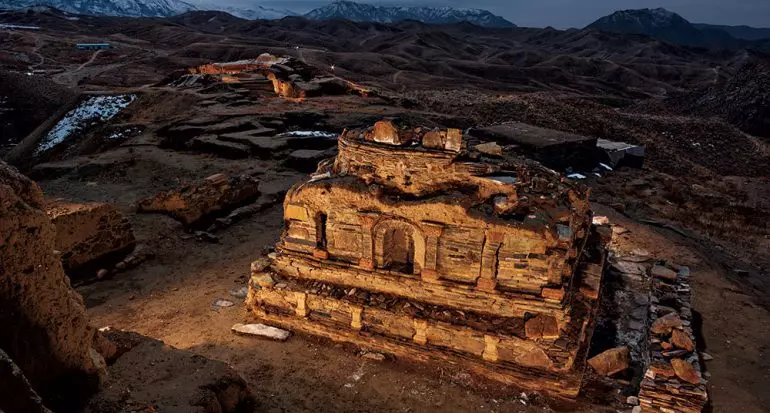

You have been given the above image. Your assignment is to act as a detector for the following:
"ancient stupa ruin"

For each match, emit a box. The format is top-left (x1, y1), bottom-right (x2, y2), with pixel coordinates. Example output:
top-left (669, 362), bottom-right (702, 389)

top-left (247, 120), bottom-right (609, 397)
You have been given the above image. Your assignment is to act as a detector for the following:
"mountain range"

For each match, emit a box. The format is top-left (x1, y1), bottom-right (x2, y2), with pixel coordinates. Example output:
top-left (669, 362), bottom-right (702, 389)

top-left (0, 0), bottom-right (294, 19)
top-left (0, 0), bottom-right (514, 27)
top-left (304, 1), bottom-right (515, 28)
top-left (1, 0), bottom-right (769, 46)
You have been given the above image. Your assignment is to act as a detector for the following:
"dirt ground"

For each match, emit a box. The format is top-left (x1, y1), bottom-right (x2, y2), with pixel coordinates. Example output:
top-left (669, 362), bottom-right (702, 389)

top-left (37, 157), bottom-right (767, 413)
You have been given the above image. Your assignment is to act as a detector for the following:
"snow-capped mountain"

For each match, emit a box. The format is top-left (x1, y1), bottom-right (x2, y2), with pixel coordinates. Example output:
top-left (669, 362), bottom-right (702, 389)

top-left (305, 1), bottom-right (515, 28)
top-left (0, 0), bottom-right (295, 19)
top-left (586, 8), bottom-right (725, 48)
top-left (201, 4), bottom-right (295, 20)
top-left (0, 0), bottom-right (195, 17)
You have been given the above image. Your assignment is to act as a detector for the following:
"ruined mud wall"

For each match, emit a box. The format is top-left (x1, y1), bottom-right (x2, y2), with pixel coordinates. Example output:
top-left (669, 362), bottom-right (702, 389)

top-left (0, 161), bottom-right (99, 409)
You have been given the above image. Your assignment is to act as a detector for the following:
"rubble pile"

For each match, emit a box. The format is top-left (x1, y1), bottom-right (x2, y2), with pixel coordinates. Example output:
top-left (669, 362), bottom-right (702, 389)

top-left (246, 120), bottom-right (610, 397)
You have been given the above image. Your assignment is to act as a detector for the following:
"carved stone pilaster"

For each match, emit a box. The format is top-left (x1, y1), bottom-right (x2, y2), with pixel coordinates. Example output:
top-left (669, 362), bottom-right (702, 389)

top-left (358, 212), bottom-right (379, 269)
top-left (477, 230), bottom-right (504, 291)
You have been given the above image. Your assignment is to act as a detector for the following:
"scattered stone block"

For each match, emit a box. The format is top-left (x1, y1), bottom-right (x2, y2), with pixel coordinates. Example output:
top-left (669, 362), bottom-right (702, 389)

top-left (138, 174), bottom-right (260, 225)
top-left (588, 347), bottom-right (629, 376)
top-left (231, 323), bottom-right (290, 341)
top-left (45, 199), bottom-right (135, 271)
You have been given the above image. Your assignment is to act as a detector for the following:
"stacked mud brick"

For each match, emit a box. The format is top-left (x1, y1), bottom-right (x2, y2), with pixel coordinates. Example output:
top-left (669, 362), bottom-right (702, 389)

top-left (247, 120), bottom-right (609, 397)
top-left (638, 265), bottom-right (708, 412)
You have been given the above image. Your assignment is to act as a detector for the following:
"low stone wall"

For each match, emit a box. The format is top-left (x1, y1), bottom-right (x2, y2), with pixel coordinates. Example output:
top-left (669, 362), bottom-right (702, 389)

top-left (638, 265), bottom-right (707, 412)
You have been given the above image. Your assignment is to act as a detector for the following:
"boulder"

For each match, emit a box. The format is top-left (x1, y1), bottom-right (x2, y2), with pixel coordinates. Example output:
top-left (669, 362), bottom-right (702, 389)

top-left (588, 346), bottom-right (630, 376)
top-left (87, 339), bottom-right (254, 413)
top-left (0, 161), bottom-right (99, 409)
top-left (137, 173), bottom-right (260, 225)
top-left (46, 199), bottom-right (135, 271)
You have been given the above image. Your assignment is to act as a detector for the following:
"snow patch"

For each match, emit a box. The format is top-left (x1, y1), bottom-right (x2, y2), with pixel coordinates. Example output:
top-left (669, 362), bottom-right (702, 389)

top-left (36, 94), bottom-right (136, 154)
top-left (0, 23), bottom-right (40, 30)
top-left (279, 130), bottom-right (338, 139)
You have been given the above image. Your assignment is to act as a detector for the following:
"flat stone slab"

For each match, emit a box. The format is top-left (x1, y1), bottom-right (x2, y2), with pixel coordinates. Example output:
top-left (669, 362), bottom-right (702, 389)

top-left (231, 323), bottom-right (290, 341)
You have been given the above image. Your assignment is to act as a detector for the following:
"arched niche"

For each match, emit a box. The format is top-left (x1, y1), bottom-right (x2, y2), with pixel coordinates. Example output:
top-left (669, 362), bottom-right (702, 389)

top-left (373, 219), bottom-right (426, 275)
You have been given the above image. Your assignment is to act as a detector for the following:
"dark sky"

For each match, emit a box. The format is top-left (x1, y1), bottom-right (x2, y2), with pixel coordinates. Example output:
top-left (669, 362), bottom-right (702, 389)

top-left (210, 0), bottom-right (770, 28)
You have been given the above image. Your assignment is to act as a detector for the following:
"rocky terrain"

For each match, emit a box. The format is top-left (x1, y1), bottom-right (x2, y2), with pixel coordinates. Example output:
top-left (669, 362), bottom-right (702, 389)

top-left (0, 6), bottom-right (769, 413)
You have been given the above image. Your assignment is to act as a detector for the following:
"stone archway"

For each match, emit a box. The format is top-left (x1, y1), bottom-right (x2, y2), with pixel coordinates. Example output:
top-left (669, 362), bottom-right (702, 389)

top-left (373, 219), bottom-right (425, 275)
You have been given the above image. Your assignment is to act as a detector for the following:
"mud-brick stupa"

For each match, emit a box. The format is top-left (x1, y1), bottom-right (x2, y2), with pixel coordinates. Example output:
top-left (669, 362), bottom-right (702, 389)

top-left (247, 120), bottom-right (609, 397)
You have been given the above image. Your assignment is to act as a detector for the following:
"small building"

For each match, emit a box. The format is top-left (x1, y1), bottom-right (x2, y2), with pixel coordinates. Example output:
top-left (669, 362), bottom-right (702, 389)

top-left (75, 43), bottom-right (111, 50)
